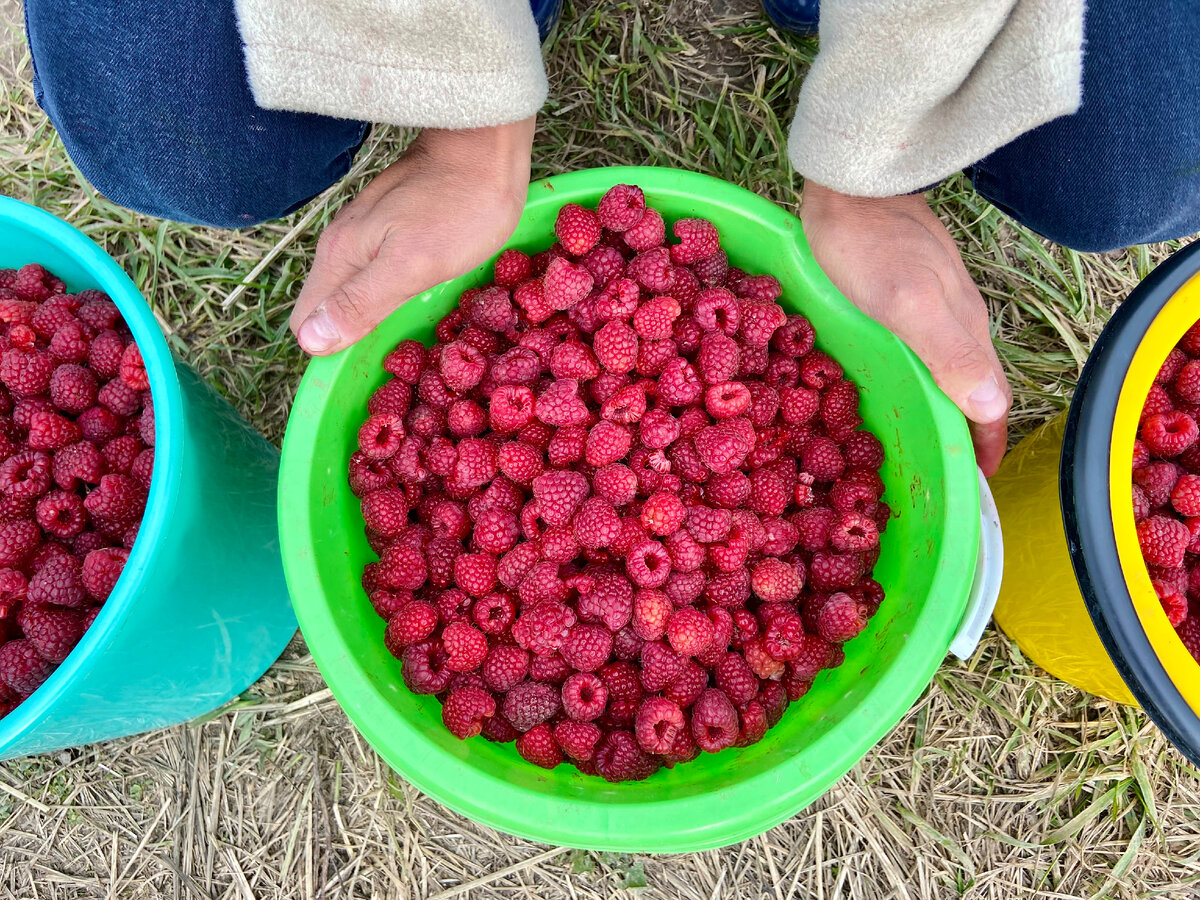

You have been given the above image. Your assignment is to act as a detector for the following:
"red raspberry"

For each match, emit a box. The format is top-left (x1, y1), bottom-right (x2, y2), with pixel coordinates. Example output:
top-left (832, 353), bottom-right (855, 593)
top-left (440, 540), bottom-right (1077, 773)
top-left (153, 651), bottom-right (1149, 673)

top-left (690, 689), bottom-right (738, 753)
top-left (1153, 579), bottom-right (1188, 627)
top-left (631, 588), bottom-right (672, 641)
top-left (47, 365), bottom-right (99, 415)
top-left (844, 431), bottom-right (885, 470)
top-left (1169, 473), bottom-right (1200, 517)
top-left (402, 641), bottom-right (454, 694)
top-left (640, 492), bottom-right (686, 537)
top-left (554, 203), bottom-right (602, 256)
top-left (83, 473), bottom-right (145, 522)
top-left (554, 720), bottom-right (603, 760)
top-left (573, 497), bottom-right (621, 549)
top-left (513, 601), bottom-right (576, 657)
top-left (595, 278), bottom-right (640, 323)
top-left (1158, 348), bottom-right (1189, 384)
top-left (449, 552), bottom-right (495, 597)
top-left (583, 246), bottom-right (626, 286)
top-left (0, 450), bottom-right (52, 499)
top-left (631, 296), bottom-right (680, 341)
top-left (87, 331), bottom-right (126, 380)
top-left (0, 348), bottom-right (53, 398)
top-left (706, 471), bottom-right (751, 509)
top-left (27, 410), bottom-right (81, 452)
top-left (1176, 359), bottom-right (1200, 404)
top-left (447, 399), bottom-right (487, 437)
top-left (638, 408), bottom-right (680, 450)
top-left (469, 590), bottom-right (514, 634)
top-left (702, 381), bottom-right (751, 420)
top-left (493, 249), bottom-right (533, 287)
top-left (1135, 462), bottom-right (1181, 507)
top-left (19, 604), bottom-right (84, 664)
top-left (637, 639), bottom-right (682, 692)
top-left (34, 491), bottom-right (86, 540)
top-left (383, 602), bottom-right (438, 656)
top-left (1141, 410), bottom-right (1199, 458)
top-left (81, 547), bottom-right (129, 602)
top-left (359, 488), bottom-right (408, 537)
top-left (438, 341), bottom-right (485, 393)
top-left (542, 257), bottom-right (594, 311)
top-left (697, 331), bottom-right (740, 385)
top-left (595, 730), bottom-right (660, 782)
top-left (561, 671), bottom-right (608, 721)
top-left (11, 264), bottom-right (59, 301)
top-left (584, 421), bottom-right (632, 467)
top-left (383, 340), bottom-right (427, 383)
top-left (629, 696), bottom-right (683, 754)
top-left (799, 350), bottom-right (843, 390)
top-left (600, 384), bottom-right (647, 426)
top-left (772, 316), bottom-right (816, 358)
top-left (469, 286), bottom-right (517, 333)
top-left (0, 519), bottom-right (39, 568)
top-left (626, 540), bottom-right (672, 589)
top-left (442, 686), bottom-right (496, 739)
top-left (802, 436), bottom-right (846, 482)
top-left (1137, 515), bottom-right (1191, 568)
top-left (442, 622), bottom-right (489, 672)
top-left (531, 470), bottom-right (590, 527)
top-left (0, 640), bottom-right (54, 697)
top-left (534, 379), bottom-right (589, 429)
top-left (622, 207), bottom-right (666, 252)
top-left (560, 623), bottom-right (613, 672)
top-left (47, 322), bottom-right (88, 364)
top-left (119, 343), bottom-right (150, 391)
top-left (549, 341), bottom-right (600, 382)
top-left (593, 463), bottom-right (638, 506)
top-left (657, 358), bottom-right (703, 407)
top-left (817, 592), bottom-right (871, 642)
top-left (53, 441), bottom-right (105, 491)
top-left (747, 469), bottom-right (787, 517)
top-left (1133, 485), bottom-right (1151, 521)
top-left (547, 424), bottom-right (586, 467)
top-left (452, 438), bottom-right (498, 491)
top-left (513, 279), bottom-right (553, 323)
top-left (478, 645), bottom-right (527, 693)
top-left (809, 551), bottom-right (865, 592)
top-left (497, 443), bottom-right (542, 488)
top-left (0, 295), bottom-right (36, 326)
top-left (357, 412), bottom-right (405, 460)
top-left (666, 607), bottom-right (715, 657)
top-left (669, 218), bottom-right (720, 265)
top-left (578, 572), bottom-right (634, 630)
top-left (597, 184), bottom-right (647, 232)
top-left (26, 554), bottom-right (85, 609)
top-left (102, 435), bottom-right (142, 475)
top-left (470, 509), bottom-right (517, 555)
top-left (821, 380), bottom-right (861, 432)
top-left (516, 722), bottom-right (563, 768)
top-left (829, 510), bottom-right (880, 552)
top-left (737, 301), bottom-right (786, 347)
top-left (503, 679), bottom-right (562, 731)
top-left (694, 424), bottom-right (751, 475)
top-left (593, 321), bottom-right (639, 375)
top-left (750, 558), bottom-right (803, 603)
top-left (682, 506), bottom-right (729, 544)
top-left (691, 249), bottom-right (729, 286)
top-left (1176, 615), bottom-right (1200, 663)
top-left (734, 273), bottom-right (781, 302)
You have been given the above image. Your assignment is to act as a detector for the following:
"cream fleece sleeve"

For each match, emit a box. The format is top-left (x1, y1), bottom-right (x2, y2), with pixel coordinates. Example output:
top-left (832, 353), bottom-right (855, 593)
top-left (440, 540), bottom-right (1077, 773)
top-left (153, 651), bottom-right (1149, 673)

top-left (234, 0), bottom-right (547, 129)
top-left (788, 0), bottom-right (1086, 197)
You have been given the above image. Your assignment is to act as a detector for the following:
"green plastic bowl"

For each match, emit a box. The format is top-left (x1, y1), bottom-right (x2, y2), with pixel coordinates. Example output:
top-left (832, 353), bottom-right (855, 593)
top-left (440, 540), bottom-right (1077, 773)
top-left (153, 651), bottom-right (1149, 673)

top-left (279, 167), bottom-right (979, 851)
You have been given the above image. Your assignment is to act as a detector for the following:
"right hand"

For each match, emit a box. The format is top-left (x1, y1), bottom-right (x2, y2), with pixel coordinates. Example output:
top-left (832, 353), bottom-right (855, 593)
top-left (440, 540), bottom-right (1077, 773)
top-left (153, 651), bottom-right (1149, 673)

top-left (290, 116), bottom-right (536, 356)
top-left (800, 181), bottom-right (1011, 476)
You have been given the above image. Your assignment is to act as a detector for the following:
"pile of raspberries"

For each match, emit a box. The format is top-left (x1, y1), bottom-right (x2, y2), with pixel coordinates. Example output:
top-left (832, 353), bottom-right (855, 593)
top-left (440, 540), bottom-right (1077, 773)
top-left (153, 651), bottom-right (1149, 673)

top-left (351, 185), bottom-right (892, 781)
top-left (1135, 322), bottom-right (1200, 664)
top-left (0, 264), bottom-right (152, 719)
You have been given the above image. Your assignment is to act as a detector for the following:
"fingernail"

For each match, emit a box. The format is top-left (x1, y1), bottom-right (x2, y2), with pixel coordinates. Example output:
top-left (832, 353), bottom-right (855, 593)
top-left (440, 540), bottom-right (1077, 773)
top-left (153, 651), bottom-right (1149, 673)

top-left (298, 307), bottom-right (340, 354)
top-left (968, 377), bottom-right (1007, 422)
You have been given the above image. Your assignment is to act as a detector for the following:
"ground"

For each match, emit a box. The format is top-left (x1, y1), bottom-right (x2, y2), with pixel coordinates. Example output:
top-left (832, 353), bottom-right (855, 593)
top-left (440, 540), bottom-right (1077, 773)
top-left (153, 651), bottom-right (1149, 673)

top-left (1, 2), bottom-right (1199, 898)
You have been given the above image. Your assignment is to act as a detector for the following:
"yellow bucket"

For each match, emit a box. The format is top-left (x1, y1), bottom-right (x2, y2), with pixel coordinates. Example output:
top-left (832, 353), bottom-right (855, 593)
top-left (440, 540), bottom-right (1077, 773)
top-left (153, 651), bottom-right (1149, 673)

top-left (992, 243), bottom-right (1200, 765)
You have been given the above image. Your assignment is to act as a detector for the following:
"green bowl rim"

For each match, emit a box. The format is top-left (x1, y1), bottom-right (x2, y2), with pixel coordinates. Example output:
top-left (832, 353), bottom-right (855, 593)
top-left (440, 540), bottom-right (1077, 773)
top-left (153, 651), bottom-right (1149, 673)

top-left (278, 166), bottom-right (980, 851)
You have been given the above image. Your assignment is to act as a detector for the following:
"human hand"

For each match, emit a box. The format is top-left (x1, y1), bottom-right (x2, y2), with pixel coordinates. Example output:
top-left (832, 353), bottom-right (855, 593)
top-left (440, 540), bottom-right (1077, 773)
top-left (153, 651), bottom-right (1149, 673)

top-left (291, 116), bottom-right (536, 355)
top-left (800, 182), bottom-right (1010, 475)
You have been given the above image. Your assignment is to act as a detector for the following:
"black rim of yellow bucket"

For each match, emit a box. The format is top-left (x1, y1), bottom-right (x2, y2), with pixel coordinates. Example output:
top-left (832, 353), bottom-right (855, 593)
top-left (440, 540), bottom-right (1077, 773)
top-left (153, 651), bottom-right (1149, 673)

top-left (1062, 240), bottom-right (1200, 767)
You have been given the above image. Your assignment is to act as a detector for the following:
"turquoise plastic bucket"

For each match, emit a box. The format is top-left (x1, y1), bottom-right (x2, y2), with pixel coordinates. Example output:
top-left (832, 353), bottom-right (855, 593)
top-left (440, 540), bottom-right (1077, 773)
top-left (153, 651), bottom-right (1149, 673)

top-left (0, 196), bottom-right (297, 760)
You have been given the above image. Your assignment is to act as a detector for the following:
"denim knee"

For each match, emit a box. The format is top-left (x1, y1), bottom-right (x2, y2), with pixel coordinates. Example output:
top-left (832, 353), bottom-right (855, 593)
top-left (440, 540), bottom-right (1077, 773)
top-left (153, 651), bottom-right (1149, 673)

top-left (24, 0), bottom-right (369, 230)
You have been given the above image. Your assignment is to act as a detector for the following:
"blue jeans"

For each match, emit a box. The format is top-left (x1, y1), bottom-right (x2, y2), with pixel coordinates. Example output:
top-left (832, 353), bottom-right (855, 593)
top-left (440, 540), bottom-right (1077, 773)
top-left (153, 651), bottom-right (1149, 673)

top-left (23, 0), bottom-right (1200, 251)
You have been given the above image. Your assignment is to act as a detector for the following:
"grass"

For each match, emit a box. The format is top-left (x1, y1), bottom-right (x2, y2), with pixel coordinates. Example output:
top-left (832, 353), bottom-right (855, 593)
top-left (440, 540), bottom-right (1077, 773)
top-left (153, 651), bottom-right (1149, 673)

top-left (1, 1), bottom-right (1199, 898)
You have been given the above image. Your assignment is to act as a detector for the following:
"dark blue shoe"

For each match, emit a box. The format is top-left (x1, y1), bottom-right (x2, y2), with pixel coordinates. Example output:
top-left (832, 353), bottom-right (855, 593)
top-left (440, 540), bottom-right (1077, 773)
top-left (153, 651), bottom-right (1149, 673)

top-left (530, 0), bottom-right (563, 41)
top-left (761, 0), bottom-right (819, 35)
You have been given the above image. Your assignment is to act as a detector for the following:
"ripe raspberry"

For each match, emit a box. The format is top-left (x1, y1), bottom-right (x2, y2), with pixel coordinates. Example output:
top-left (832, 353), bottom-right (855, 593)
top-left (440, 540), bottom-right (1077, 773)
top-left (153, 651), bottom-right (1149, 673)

top-left (666, 607), bottom-right (715, 657)
top-left (751, 557), bottom-right (803, 603)
top-left (547, 424), bottom-right (587, 467)
top-left (1153, 579), bottom-right (1188, 627)
top-left (26, 554), bottom-right (86, 608)
top-left (359, 488), bottom-right (408, 538)
top-left (447, 398), bottom-right (486, 437)
top-left (559, 623), bottom-right (613, 672)
top-left (583, 245), bottom-right (626, 286)
top-left (691, 249), bottom-right (729, 286)
top-left (829, 510), bottom-right (880, 552)
top-left (624, 540), bottom-right (671, 589)
top-left (669, 218), bottom-right (720, 265)
top-left (503, 679), bottom-right (562, 732)
top-left (438, 341), bottom-right (485, 393)
top-left (542, 257), bottom-right (594, 311)
top-left (599, 384), bottom-right (647, 426)
top-left (746, 469), bottom-right (786, 517)
top-left (87, 331), bottom-right (126, 380)
top-left (81, 547), bottom-right (129, 602)
top-left (402, 641), bottom-right (454, 695)
top-left (809, 550), bottom-right (865, 592)
top-left (383, 340), bottom-right (427, 383)
top-left (516, 722), bottom-right (563, 768)
top-left (635, 640), bottom-right (680, 692)
top-left (734, 273), bottom-right (781, 302)
top-left (383, 602), bottom-right (438, 655)
top-left (48, 322), bottom-right (89, 364)
top-left (802, 436), bottom-right (846, 482)
top-left (18, 604), bottom-right (83, 664)
top-left (357, 412), bottom-right (406, 460)
top-left (47, 364), bottom-right (99, 415)
top-left (622, 207), bottom-right (666, 252)
top-left (817, 592), bottom-right (871, 642)
top-left (441, 686), bottom-right (496, 739)
top-left (534, 379), bottom-right (589, 429)
top-left (513, 601), bottom-right (576, 657)
top-left (628, 587), bottom-right (670, 641)
top-left (52, 441), bottom-right (105, 492)
top-left (637, 492), bottom-right (684, 537)
top-left (0, 348), bottom-right (53, 398)
top-left (493, 249), bottom-right (533, 287)
top-left (0, 450), bottom-right (52, 500)
top-left (1135, 462), bottom-right (1181, 508)
top-left (102, 435), bottom-right (142, 476)
top-left (589, 320), bottom-right (637, 375)
top-left (595, 730), bottom-right (660, 782)
top-left (597, 184), bottom-right (647, 232)
top-left (799, 350), bottom-right (843, 390)
top-left (0, 520), bottom-right (39, 568)
top-left (84, 473), bottom-right (145, 522)
top-left (26, 410), bottom-right (81, 452)
top-left (573, 497), bottom-right (621, 549)
top-left (1176, 359), bottom-right (1200, 404)
top-left (450, 552), bottom-right (496, 597)
top-left (593, 463), bottom-right (638, 506)
top-left (470, 590), bottom-right (515, 634)
top-left (118, 343), bottom-right (150, 391)
top-left (0, 639), bottom-right (54, 697)
top-left (1176, 615), bottom-right (1200, 664)
top-left (554, 203), bottom-right (602, 256)
top-left (631, 296), bottom-right (680, 341)
top-left (481, 644), bottom-right (529, 692)
top-left (442, 622), bottom-right (489, 672)
top-left (697, 331), bottom-right (740, 385)
top-left (738, 301), bottom-right (786, 348)
top-left (560, 671), bottom-right (608, 721)
top-left (694, 424), bottom-right (751, 475)
top-left (1137, 515), bottom-right (1191, 568)
top-left (691, 689), bottom-right (738, 753)
top-left (706, 471), bottom-right (751, 509)
top-left (1168, 473), bottom-right (1200, 517)
top-left (577, 572), bottom-right (634, 631)
top-left (1141, 410), bottom-right (1200, 458)
top-left (554, 720), bottom-right (603, 760)
top-left (584, 421), bottom-right (632, 467)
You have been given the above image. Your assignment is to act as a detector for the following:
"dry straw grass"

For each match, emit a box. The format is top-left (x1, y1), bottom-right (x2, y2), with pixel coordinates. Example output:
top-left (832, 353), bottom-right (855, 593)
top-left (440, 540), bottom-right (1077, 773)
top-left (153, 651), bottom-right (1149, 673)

top-left (1, 1), bottom-right (1199, 897)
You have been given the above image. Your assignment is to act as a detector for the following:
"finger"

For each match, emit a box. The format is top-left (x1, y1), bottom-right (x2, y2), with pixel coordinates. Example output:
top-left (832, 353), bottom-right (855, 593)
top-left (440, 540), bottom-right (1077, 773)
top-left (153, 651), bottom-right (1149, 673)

top-left (947, 274), bottom-right (1011, 475)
